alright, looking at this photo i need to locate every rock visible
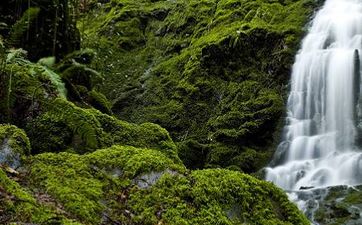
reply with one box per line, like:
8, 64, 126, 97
300, 186, 315, 190
0, 125, 30, 169
132, 169, 177, 189
291, 185, 362, 225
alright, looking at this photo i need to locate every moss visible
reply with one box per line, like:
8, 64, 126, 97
26, 98, 180, 162
80, 0, 319, 171
0, 50, 66, 125
0, 124, 30, 168
0, 50, 178, 158
24, 146, 307, 225
0, 168, 84, 224
87, 90, 113, 114
94, 111, 180, 162
129, 169, 309, 225
28, 145, 185, 224
26, 98, 104, 154
61, 64, 102, 91
59, 48, 97, 66
312, 185, 362, 225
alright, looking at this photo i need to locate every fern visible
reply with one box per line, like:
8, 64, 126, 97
8, 7, 40, 47
41, 66, 67, 98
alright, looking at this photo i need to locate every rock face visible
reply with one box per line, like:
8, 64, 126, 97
290, 185, 362, 225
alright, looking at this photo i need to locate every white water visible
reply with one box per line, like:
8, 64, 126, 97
266, 0, 362, 191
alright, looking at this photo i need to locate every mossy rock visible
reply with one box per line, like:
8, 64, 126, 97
124, 169, 309, 225
0, 124, 30, 169
25, 145, 307, 225
28, 145, 185, 224
0, 50, 66, 125
80, 0, 320, 171
0, 51, 178, 160
26, 98, 180, 162
0, 168, 83, 224
299, 185, 362, 225
87, 90, 113, 114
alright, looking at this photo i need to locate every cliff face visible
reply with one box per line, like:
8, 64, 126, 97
81, 0, 319, 172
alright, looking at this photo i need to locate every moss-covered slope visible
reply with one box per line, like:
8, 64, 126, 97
81, 0, 320, 171
0, 143, 309, 225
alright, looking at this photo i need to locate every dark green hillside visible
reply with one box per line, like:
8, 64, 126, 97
81, 0, 319, 171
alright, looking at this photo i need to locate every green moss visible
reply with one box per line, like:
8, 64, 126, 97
26, 98, 104, 154
80, 0, 319, 171
0, 169, 84, 224
129, 169, 309, 225
28, 145, 185, 224
87, 90, 113, 114
0, 124, 30, 168
24, 146, 307, 225
26, 98, 180, 162
312, 185, 362, 225
0, 50, 67, 125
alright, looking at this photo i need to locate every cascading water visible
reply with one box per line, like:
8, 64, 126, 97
266, 0, 362, 191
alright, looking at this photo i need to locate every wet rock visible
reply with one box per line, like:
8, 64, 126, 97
291, 185, 362, 225
0, 125, 30, 169
132, 169, 177, 189
300, 186, 314, 190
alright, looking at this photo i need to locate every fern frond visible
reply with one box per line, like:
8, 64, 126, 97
8, 7, 40, 47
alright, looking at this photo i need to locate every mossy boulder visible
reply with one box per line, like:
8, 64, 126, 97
54, 49, 112, 114
130, 169, 309, 225
0, 49, 66, 125
0, 50, 177, 160
26, 98, 179, 162
23, 145, 308, 225
28, 145, 185, 224
0, 125, 30, 169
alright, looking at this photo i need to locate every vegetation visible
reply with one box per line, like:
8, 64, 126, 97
80, 0, 320, 171
0, 0, 320, 224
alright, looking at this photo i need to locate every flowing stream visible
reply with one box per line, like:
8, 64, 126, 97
266, 0, 362, 191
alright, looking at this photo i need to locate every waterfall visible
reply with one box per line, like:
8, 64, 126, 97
266, 0, 362, 191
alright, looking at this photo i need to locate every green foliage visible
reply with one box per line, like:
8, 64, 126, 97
80, 0, 319, 171
26, 98, 180, 162
8, 7, 40, 47
0, 0, 80, 60
0, 49, 70, 125
41, 66, 67, 98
